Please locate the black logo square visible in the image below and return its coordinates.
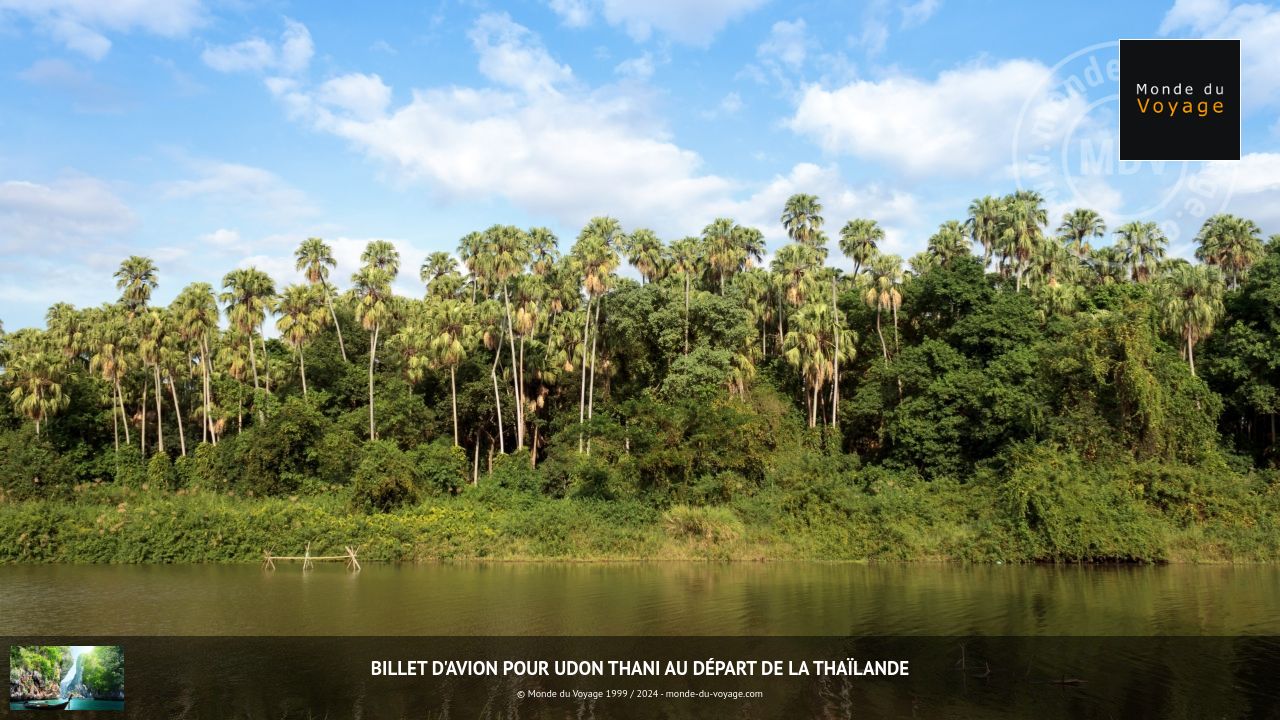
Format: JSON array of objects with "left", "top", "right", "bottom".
[{"left": 1119, "top": 39, "right": 1240, "bottom": 161}]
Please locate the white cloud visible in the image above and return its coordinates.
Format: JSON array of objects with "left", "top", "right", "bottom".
[
  {"left": 614, "top": 53, "right": 655, "bottom": 80},
  {"left": 757, "top": 19, "right": 808, "bottom": 70},
  {"left": 470, "top": 13, "right": 573, "bottom": 95},
  {"left": 317, "top": 73, "right": 392, "bottom": 120},
  {"left": 1198, "top": 152, "right": 1280, "bottom": 232},
  {"left": 1160, "top": 0, "right": 1280, "bottom": 109},
  {"left": 549, "top": 0, "right": 592, "bottom": 27},
  {"left": 202, "top": 18, "right": 313, "bottom": 75},
  {"left": 0, "top": 0, "right": 205, "bottom": 59},
  {"left": 161, "top": 161, "right": 317, "bottom": 223},
  {"left": 730, "top": 162, "right": 922, "bottom": 253},
  {"left": 0, "top": 176, "right": 136, "bottom": 252},
  {"left": 901, "top": 0, "right": 942, "bottom": 28},
  {"left": 201, "top": 227, "right": 242, "bottom": 249},
  {"left": 546, "top": 0, "right": 768, "bottom": 45},
  {"left": 788, "top": 59, "right": 1062, "bottom": 177},
  {"left": 273, "top": 15, "right": 736, "bottom": 237}
]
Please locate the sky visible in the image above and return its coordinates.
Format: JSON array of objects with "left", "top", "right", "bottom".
[{"left": 2, "top": 0, "right": 1279, "bottom": 330}]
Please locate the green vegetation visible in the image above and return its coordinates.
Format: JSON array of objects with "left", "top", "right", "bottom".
[
  {"left": 2, "top": 194, "right": 1279, "bottom": 563},
  {"left": 79, "top": 646, "right": 124, "bottom": 699}
]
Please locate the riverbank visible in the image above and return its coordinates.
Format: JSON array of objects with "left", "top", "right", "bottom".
[{"left": 3, "top": 457, "right": 1277, "bottom": 563}]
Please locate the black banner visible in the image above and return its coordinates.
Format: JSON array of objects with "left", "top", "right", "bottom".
[{"left": 7, "top": 636, "right": 1280, "bottom": 718}]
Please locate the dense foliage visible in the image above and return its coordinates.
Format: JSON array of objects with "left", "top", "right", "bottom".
[{"left": 1, "top": 193, "right": 1278, "bottom": 562}]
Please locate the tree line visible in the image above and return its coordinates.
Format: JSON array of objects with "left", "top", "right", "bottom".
[{"left": 2, "top": 190, "right": 1278, "bottom": 490}]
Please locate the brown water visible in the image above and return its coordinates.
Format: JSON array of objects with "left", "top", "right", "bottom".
[{"left": 2, "top": 562, "right": 1277, "bottom": 636}]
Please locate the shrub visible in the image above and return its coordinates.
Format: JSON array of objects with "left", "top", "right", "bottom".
[
  {"left": 350, "top": 440, "right": 418, "bottom": 513},
  {"left": 662, "top": 504, "right": 743, "bottom": 543},
  {"left": 0, "top": 427, "right": 76, "bottom": 500},
  {"left": 147, "top": 451, "right": 176, "bottom": 491},
  {"left": 410, "top": 440, "right": 470, "bottom": 495}
]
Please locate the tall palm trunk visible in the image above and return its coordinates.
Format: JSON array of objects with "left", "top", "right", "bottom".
[
  {"left": 200, "top": 336, "right": 214, "bottom": 445},
  {"left": 1187, "top": 336, "right": 1196, "bottom": 376},
  {"left": 140, "top": 383, "right": 147, "bottom": 455},
  {"left": 492, "top": 328, "right": 506, "bottom": 454},
  {"left": 153, "top": 365, "right": 165, "bottom": 454},
  {"left": 323, "top": 280, "right": 347, "bottom": 362},
  {"left": 587, "top": 299, "right": 602, "bottom": 455},
  {"left": 168, "top": 373, "right": 186, "bottom": 456},
  {"left": 112, "top": 393, "right": 120, "bottom": 452},
  {"left": 501, "top": 284, "right": 524, "bottom": 449},
  {"left": 683, "top": 275, "right": 691, "bottom": 355},
  {"left": 298, "top": 346, "right": 308, "bottom": 396},
  {"left": 831, "top": 279, "right": 840, "bottom": 430},
  {"left": 259, "top": 330, "right": 271, "bottom": 394},
  {"left": 876, "top": 310, "right": 889, "bottom": 363},
  {"left": 367, "top": 324, "right": 379, "bottom": 440},
  {"left": 578, "top": 297, "right": 592, "bottom": 453},
  {"left": 450, "top": 366, "right": 459, "bottom": 446},
  {"left": 116, "top": 380, "right": 131, "bottom": 444}
]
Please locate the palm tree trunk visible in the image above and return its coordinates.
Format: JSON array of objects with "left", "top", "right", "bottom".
[
  {"left": 472, "top": 437, "right": 480, "bottom": 485},
  {"left": 140, "top": 382, "right": 147, "bottom": 455},
  {"left": 168, "top": 373, "right": 186, "bottom": 457},
  {"left": 501, "top": 284, "right": 524, "bottom": 449},
  {"left": 248, "top": 333, "right": 260, "bottom": 391},
  {"left": 368, "top": 324, "right": 379, "bottom": 440},
  {"left": 579, "top": 297, "right": 592, "bottom": 453},
  {"left": 831, "top": 279, "right": 840, "bottom": 429},
  {"left": 112, "top": 392, "right": 120, "bottom": 452},
  {"left": 154, "top": 365, "right": 165, "bottom": 454},
  {"left": 1187, "top": 337, "right": 1196, "bottom": 376},
  {"left": 683, "top": 276, "right": 691, "bottom": 355},
  {"left": 115, "top": 379, "right": 130, "bottom": 444},
  {"left": 876, "top": 310, "right": 889, "bottom": 363},
  {"left": 323, "top": 280, "right": 348, "bottom": 362},
  {"left": 587, "top": 299, "right": 602, "bottom": 456},
  {"left": 201, "top": 336, "right": 214, "bottom": 445},
  {"left": 298, "top": 346, "right": 308, "bottom": 396},
  {"left": 259, "top": 330, "right": 271, "bottom": 394},
  {"left": 450, "top": 366, "right": 459, "bottom": 446},
  {"left": 492, "top": 329, "right": 506, "bottom": 454},
  {"left": 892, "top": 304, "right": 900, "bottom": 351}
]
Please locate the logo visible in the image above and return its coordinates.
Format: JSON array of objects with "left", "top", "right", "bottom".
[{"left": 1012, "top": 41, "right": 1238, "bottom": 250}]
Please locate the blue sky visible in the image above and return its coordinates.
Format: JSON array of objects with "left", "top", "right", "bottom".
[{"left": 2, "top": 0, "right": 1279, "bottom": 329}]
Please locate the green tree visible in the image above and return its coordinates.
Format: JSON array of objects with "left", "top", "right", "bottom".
[
  {"left": 1158, "top": 263, "right": 1225, "bottom": 376},
  {"left": 295, "top": 237, "right": 348, "bottom": 361},
  {"left": 276, "top": 284, "right": 325, "bottom": 396},
  {"left": 352, "top": 241, "right": 400, "bottom": 440}
]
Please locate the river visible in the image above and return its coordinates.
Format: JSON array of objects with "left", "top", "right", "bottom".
[{"left": 4, "top": 563, "right": 1279, "bottom": 718}]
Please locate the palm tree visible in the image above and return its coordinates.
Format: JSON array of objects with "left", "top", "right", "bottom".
[
  {"left": 295, "top": 237, "right": 348, "bottom": 361},
  {"left": 430, "top": 297, "right": 474, "bottom": 446},
  {"left": 1057, "top": 208, "right": 1106, "bottom": 258},
  {"left": 838, "top": 219, "right": 883, "bottom": 277},
  {"left": 420, "top": 252, "right": 461, "bottom": 298},
  {"left": 927, "top": 220, "right": 971, "bottom": 267},
  {"left": 276, "top": 284, "right": 324, "bottom": 396},
  {"left": 571, "top": 217, "right": 622, "bottom": 453},
  {"left": 88, "top": 306, "right": 131, "bottom": 450},
  {"left": 668, "top": 237, "right": 702, "bottom": 354},
  {"left": 353, "top": 241, "right": 400, "bottom": 440},
  {"left": 5, "top": 329, "right": 68, "bottom": 436},
  {"left": 137, "top": 308, "right": 167, "bottom": 454},
  {"left": 114, "top": 256, "right": 158, "bottom": 317},
  {"left": 221, "top": 268, "right": 276, "bottom": 415},
  {"left": 702, "top": 217, "right": 741, "bottom": 293},
  {"left": 771, "top": 243, "right": 821, "bottom": 306},
  {"left": 172, "top": 283, "right": 219, "bottom": 444},
  {"left": 626, "top": 228, "right": 665, "bottom": 284},
  {"left": 1195, "top": 214, "right": 1263, "bottom": 290},
  {"left": 1113, "top": 221, "right": 1167, "bottom": 283},
  {"left": 966, "top": 195, "right": 1003, "bottom": 266},
  {"left": 781, "top": 193, "right": 824, "bottom": 247},
  {"left": 998, "top": 191, "right": 1047, "bottom": 291},
  {"left": 528, "top": 227, "right": 560, "bottom": 277},
  {"left": 1158, "top": 263, "right": 1224, "bottom": 375},
  {"left": 863, "top": 254, "right": 904, "bottom": 363}
]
